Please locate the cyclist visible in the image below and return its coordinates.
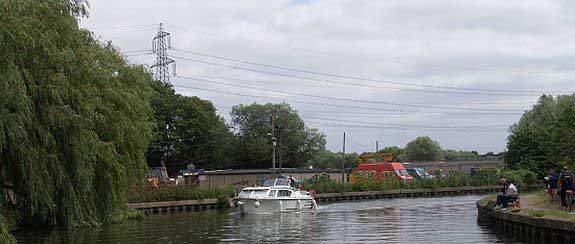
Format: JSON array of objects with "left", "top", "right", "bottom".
[{"left": 558, "top": 166, "right": 574, "bottom": 209}]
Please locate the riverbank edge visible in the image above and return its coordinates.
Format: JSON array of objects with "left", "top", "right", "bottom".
[
  {"left": 128, "top": 185, "right": 502, "bottom": 214},
  {"left": 476, "top": 196, "right": 575, "bottom": 241}
]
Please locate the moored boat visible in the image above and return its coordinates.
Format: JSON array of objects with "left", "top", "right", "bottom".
[{"left": 234, "top": 178, "right": 317, "bottom": 214}]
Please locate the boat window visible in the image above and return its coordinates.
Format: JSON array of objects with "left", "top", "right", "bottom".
[
  {"left": 252, "top": 190, "right": 268, "bottom": 197},
  {"left": 268, "top": 190, "right": 277, "bottom": 197},
  {"left": 238, "top": 190, "right": 253, "bottom": 198},
  {"left": 275, "top": 178, "right": 290, "bottom": 186},
  {"left": 277, "top": 190, "right": 292, "bottom": 197}
]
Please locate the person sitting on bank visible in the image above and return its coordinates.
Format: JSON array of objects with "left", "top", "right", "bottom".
[{"left": 496, "top": 179, "right": 518, "bottom": 210}]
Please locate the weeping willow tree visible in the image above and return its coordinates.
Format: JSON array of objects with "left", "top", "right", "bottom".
[{"left": 0, "top": 0, "right": 154, "bottom": 241}]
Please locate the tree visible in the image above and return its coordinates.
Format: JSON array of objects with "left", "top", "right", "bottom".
[
  {"left": 0, "top": 0, "right": 154, "bottom": 241},
  {"left": 378, "top": 146, "right": 404, "bottom": 161},
  {"left": 230, "top": 103, "right": 325, "bottom": 169},
  {"left": 311, "top": 150, "right": 359, "bottom": 169},
  {"left": 403, "top": 136, "right": 443, "bottom": 162},
  {"left": 505, "top": 95, "right": 563, "bottom": 173},
  {"left": 443, "top": 149, "right": 479, "bottom": 161},
  {"left": 557, "top": 95, "right": 575, "bottom": 167},
  {"left": 146, "top": 82, "right": 234, "bottom": 170}
]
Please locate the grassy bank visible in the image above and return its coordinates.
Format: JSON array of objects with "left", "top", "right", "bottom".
[
  {"left": 522, "top": 190, "right": 575, "bottom": 221},
  {"left": 479, "top": 190, "right": 575, "bottom": 222},
  {"left": 303, "top": 169, "right": 536, "bottom": 194}
]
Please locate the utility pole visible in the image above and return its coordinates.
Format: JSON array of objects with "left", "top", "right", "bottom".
[
  {"left": 342, "top": 132, "right": 346, "bottom": 183},
  {"left": 376, "top": 140, "right": 379, "bottom": 153},
  {"left": 151, "top": 23, "right": 176, "bottom": 84},
  {"left": 271, "top": 116, "right": 277, "bottom": 178},
  {"left": 278, "top": 127, "right": 283, "bottom": 175}
]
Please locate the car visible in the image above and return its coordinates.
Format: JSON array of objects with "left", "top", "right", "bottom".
[{"left": 406, "top": 168, "right": 434, "bottom": 180}]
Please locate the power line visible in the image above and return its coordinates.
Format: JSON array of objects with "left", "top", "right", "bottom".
[
  {"left": 123, "top": 49, "right": 153, "bottom": 54},
  {"left": 214, "top": 104, "right": 520, "bottom": 119},
  {"left": 170, "top": 55, "right": 549, "bottom": 97},
  {"left": 125, "top": 52, "right": 153, "bottom": 57},
  {"left": 176, "top": 74, "right": 524, "bottom": 113},
  {"left": 305, "top": 121, "right": 507, "bottom": 133},
  {"left": 214, "top": 105, "right": 511, "bottom": 129},
  {"left": 302, "top": 116, "right": 509, "bottom": 129},
  {"left": 170, "top": 81, "right": 524, "bottom": 116},
  {"left": 176, "top": 73, "right": 538, "bottom": 106},
  {"left": 172, "top": 49, "right": 573, "bottom": 95}
]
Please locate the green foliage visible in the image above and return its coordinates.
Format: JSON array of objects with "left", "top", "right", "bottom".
[
  {"left": 378, "top": 146, "right": 404, "bottom": 161},
  {"left": 0, "top": 214, "right": 15, "bottom": 244},
  {"left": 109, "top": 208, "right": 144, "bottom": 223},
  {"left": 0, "top": 0, "right": 154, "bottom": 237},
  {"left": 506, "top": 94, "right": 575, "bottom": 176},
  {"left": 310, "top": 150, "right": 358, "bottom": 169},
  {"left": 216, "top": 194, "right": 230, "bottom": 209},
  {"left": 403, "top": 136, "right": 443, "bottom": 162},
  {"left": 126, "top": 186, "right": 235, "bottom": 203},
  {"left": 230, "top": 103, "right": 325, "bottom": 169},
  {"left": 443, "top": 149, "right": 479, "bottom": 161},
  {"left": 146, "top": 82, "right": 235, "bottom": 170},
  {"left": 527, "top": 209, "right": 545, "bottom": 218},
  {"left": 303, "top": 169, "right": 533, "bottom": 194},
  {"left": 353, "top": 171, "right": 376, "bottom": 182},
  {"left": 495, "top": 168, "right": 538, "bottom": 190}
]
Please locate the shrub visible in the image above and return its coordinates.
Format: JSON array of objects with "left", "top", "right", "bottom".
[{"left": 127, "top": 186, "right": 235, "bottom": 203}]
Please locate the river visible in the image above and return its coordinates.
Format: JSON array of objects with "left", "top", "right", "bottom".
[{"left": 14, "top": 195, "right": 520, "bottom": 243}]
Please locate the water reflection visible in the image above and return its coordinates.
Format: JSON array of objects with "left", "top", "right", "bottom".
[{"left": 15, "top": 195, "right": 516, "bottom": 243}]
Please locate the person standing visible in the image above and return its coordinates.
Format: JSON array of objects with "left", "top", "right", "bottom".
[
  {"left": 288, "top": 174, "right": 296, "bottom": 187},
  {"left": 558, "top": 166, "right": 574, "bottom": 208},
  {"left": 546, "top": 170, "right": 558, "bottom": 202}
]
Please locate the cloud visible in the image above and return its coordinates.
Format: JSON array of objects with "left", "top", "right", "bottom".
[{"left": 80, "top": 0, "right": 575, "bottom": 153}]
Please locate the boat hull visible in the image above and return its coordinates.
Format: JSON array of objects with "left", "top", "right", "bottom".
[{"left": 237, "top": 198, "right": 316, "bottom": 214}]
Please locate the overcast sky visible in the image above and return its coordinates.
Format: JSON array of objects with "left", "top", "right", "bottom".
[{"left": 79, "top": 0, "right": 575, "bottom": 154}]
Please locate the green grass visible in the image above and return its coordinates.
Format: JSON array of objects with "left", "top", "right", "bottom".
[
  {"left": 526, "top": 208, "right": 575, "bottom": 221},
  {"left": 478, "top": 195, "right": 497, "bottom": 206},
  {"left": 527, "top": 209, "right": 545, "bottom": 217}
]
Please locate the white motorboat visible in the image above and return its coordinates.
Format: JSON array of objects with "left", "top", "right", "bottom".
[{"left": 234, "top": 178, "right": 317, "bottom": 214}]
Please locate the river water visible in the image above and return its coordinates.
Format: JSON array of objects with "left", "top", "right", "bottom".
[{"left": 15, "top": 195, "right": 520, "bottom": 243}]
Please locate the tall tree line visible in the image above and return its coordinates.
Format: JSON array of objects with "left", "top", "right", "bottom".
[{"left": 506, "top": 94, "right": 575, "bottom": 175}]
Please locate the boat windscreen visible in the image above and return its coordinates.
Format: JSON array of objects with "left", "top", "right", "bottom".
[
  {"left": 263, "top": 178, "right": 290, "bottom": 187},
  {"left": 252, "top": 189, "right": 268, "bottom": 197},
  {"left": 275, "top": 178, "right": 290, "bottom": 186},
  {"left": 263, "top": 179, "right": 275, "bottom": 187},
  {"left": 238, "top": 190, "right": 253, "bottom": 198}
]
